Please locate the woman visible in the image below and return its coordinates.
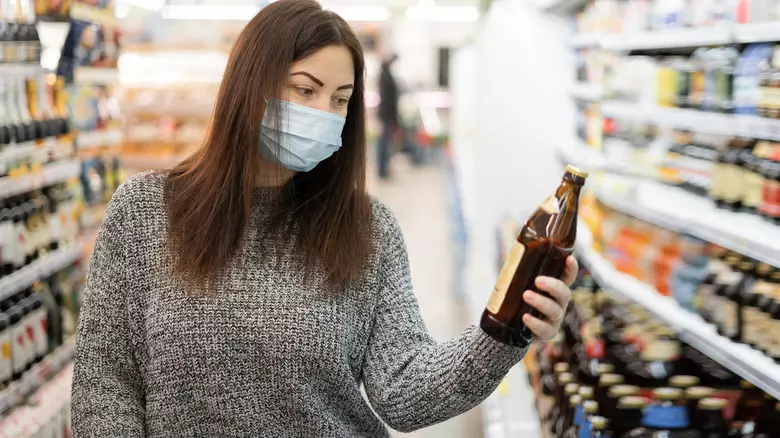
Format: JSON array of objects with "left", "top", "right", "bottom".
[{"left": 71, "top": 1, "right": 575, "bottom": 436}]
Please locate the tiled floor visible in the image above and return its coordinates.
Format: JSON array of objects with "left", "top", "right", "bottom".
[{"left": 370, "top": 157, "right": 484, "bottom": 438}]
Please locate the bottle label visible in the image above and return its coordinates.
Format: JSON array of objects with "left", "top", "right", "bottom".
[
  {"left": 32, "top": 308, "right": 47, "bottom": 357},
  {"left": 744, "top": 306, "right": 761, "bottom": 345},
  {"left": 0, "top": 330, "right": 11, "bottom": 381},
  {"left": 487, "top": 241, "right": 526, "bottom": 314},
  {"left": 23, "top": 315, "right": 36, "bottom": 363},
  {"left": 722, "top": 164, "right": 744, "bottom": 203},
  {"left": 541, "top": 196, "right": 560, "bottom": 215},
  {"left": 710, "top": 162, "right": 728, "bottom": 199},
  {"left": 642, "top": 406, "right": 690, "bottom": 429},
  {"left": 12, "top": 323, "right": 27, "bottom": 373},
  {"left": 722, "top": 300, "right": 739, "bottom": 338},
  {"left": 743, "top": 171, "right": 765, "bottom": 208}
]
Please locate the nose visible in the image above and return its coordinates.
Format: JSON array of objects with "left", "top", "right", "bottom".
[{"left": 308, "top": 96, "right": 332, "bottom": 113}]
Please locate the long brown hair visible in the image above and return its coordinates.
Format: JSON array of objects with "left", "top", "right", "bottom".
[{"left": 166, "top": 0, "right": 372, "bottom": 290}]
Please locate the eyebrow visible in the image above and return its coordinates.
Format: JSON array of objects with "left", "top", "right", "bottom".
[{"left": 290, "top": 71, "right": 354, "bottom": 91}]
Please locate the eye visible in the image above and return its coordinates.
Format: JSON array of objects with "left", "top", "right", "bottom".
[
  {"left": 295, "top": 87, "right": 313, "bottom": 97},
  {"left": 333, "top": 97, "right": 350, "bottom": 108}
]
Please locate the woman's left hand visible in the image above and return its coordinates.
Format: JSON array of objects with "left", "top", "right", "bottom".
[{"left": 521, "top": 256, "right": 578, "bottom": 342}]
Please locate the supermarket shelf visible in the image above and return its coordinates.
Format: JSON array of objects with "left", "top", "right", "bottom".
[
  {"left": 0, "top": 338, "right": 75, "bottom": 415},
  {"left": 0, "top": 63, "right": 49, "bottom": 76},
  {"left": 0, "top": 159, "right": 81, "bottom": 201},
  {"left": 121, "top": 155, "right": 187, "bottom": 170},
  {"left": 593, "top": 174, "right": 780, "bottom": 268},
  {"left": 74, "top": 67, "right": 119, "bottom": 85},
  {"left": 0, "top": 244, "right": 82, "bottom": 302},
  {"left": 572, "top": 22, "right": 780, "bottom": 51},
  {"left": 576, "top": 224, "right": 780, "bottom": 400},
  {"left": 76, "top": 128, "right": 123, "bottom": 149},
  {"left": 483, "top": 366, "right": 539, "bottom": 438},
  {"left": 545, "top": 0, "right": 586, "bottom": 14},
  {"left": 733, "top": 22, "right": 780, "bottom": 43},
  {"left": 600, "top": 101, "right": 780, "bottom": 141},
  {"left": 571, "top": 82, "right": 603, "bottom": 101},
  {"left": 556, "top": 139, "right": 660, "bottom": 178},
  {"left": 601, "top": 26, "right": 732, "bottom": 51}
]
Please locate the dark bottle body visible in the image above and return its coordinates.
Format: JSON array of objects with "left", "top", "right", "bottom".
[{"left": 481, "top": 166, "right": 587, "bottom": 346}]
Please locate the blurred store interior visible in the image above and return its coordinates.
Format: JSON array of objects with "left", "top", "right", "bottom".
[{"left": 4, "top": 0, "right": 780, "bottom": 436}]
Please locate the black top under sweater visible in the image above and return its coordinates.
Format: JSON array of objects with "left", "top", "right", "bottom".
[{"left": 70, "top": 171, "right": 529, "bottom": 437}]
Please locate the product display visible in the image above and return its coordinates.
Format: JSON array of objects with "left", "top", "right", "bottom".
[{"left": 529, "top": 272, "right": 780, "bottom": 437}]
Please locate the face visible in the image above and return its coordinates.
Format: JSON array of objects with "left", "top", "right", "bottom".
[{"left": 284, "top": 45, "right": 355, "bottom": 118}]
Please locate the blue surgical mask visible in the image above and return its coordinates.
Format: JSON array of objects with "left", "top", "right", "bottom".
[{"left": 259, "top": 100, "right": 346, "bottom": 172}]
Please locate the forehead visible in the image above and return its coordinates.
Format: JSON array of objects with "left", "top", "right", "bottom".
[{"left": 289, "top": 45, "right": 355, "bottom": 85}]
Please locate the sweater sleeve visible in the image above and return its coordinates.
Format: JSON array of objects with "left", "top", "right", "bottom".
[
  {"left": 71, "top": 183, "right": 145, "bottom": 437},
  {"left": 362, "top": 203, "right": 529, "bottom": 433}
]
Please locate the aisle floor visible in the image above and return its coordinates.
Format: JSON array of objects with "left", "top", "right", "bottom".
[{"left": 369, "top": 158, "right": 484, "bottom": 438}]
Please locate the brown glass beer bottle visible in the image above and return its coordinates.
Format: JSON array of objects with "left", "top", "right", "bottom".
[{"left": 481, "top": 165, "right": 588, "bottom": 346}]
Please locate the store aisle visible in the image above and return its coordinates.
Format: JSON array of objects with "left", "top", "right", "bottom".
[{"left": 369, "top": 159, "right": 484, "bottom": 438}]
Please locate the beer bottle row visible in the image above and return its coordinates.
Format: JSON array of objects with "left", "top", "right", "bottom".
[
  {"left": 0, "top": 263, "right": 82, "bottom": 390},
  {"left": 0, "top": 182, "right": 81, "bottom": 278},
  {"left": 527, "top": 274, "right": 780, "bottom": 437},
  {"left": 0, "top": 0, "right": 41, "bottom": 65}
]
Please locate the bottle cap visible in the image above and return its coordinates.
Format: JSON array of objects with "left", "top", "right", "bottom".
[
  {"left": 669, "top": 375, "right": 700, "bottom": 389},
  {"left": 685, "top": 387, "right": 715, "bottom": 400},
  {"left": 590, "top": 416, "right": 608, "bottom": 430},
  {"left": 698, "top": 397, "right": 728, "bottom": 411},
  {"left": 609, "top": 385, "right": 640, "bottom": 398},
  {"left": 565, "top": 165, "right": 589, "bottom": 178},
  {"left": 740, "top": 380, "right": 756, "bottom": 389},
  {"left": 554, "top": 363, "right": 570, "bottom": 374},
  {"left": 559, "top": 373, "right": 574, "bottom": 384},
  {"left": 569, "top": 394, "right": 583, "bottom": 406},
  {"left": 653, "top": 387, "right": 683, "bottom": 401},
  {"left": 565, "top": 383, "right": 580, "bottom": 395},
  {"left": 579, "top": 386, "right": 594, "bottom": 400},
  {"left": 597, "top": 363, "right": 615, "bottom": 374},
  {"left": 739, "top": 261, "right": 756, "bottom": 271},
  {"left": 618, "top": 396, "right": 651, "bottom": 409},
  {"left": 776, "top": 401, "right": 780, "bottom": 411},
  {"left": 584, "top": 400, "right": 599, "bottom": 414},
  {"left": 599, "top": 373, "right": 625, "bottom": 386}
]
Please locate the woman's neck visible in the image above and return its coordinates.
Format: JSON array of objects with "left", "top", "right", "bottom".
[{"left": 255, "top": 157, "right": 296, "bottom": 187}]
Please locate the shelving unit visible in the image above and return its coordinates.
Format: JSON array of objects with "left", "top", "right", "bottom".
[
  {"left": 600, "top": 101, "right": 780, "bottom": 141},
  {"left": 0, "top": 338, "right": 75, "bottom": 415},
  {"left": 0, "top": 244, "right": 83, "bottom": 302},
  {"left": 572, "top": 22, "right": 780, "bottom": 51},
  {"left": 571, "top": 82, "right": 603, "bottom": 101},
  {"left": 591, "top": 173, "right": 780, "bottom": 267},
  {"left": 576, "top": 224, "right": 780, "bottom": 400},
  {"left": 0, "top": 159, "right": 80, "bottom": 200}
]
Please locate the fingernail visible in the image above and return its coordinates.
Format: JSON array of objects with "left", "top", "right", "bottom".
[{"left": 524, "top": 291, "right": 535, "bottom": 302}]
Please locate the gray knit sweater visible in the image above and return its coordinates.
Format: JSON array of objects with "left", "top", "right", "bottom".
[{"left": 71, "top": 172, "right": 529, "bottom": 437}]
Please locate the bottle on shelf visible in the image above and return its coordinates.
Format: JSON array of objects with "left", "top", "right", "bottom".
[
  {"left": 612, "top": 395, "right": 650, "bottom": 437},
  {"left": 561, "top": 394, "right": 583, "bottom": 438},
  {"left": 625, "top": 387, "right": 697, "bottom": 437},
  {"left": 481, "top": 165, "right": 587, "bottom": 346},
  {"left": 590, "top": 415, "right": 610, "bottom": 438},
  {"left": 546, "top": 370, "right": 575, "bottom": 433},
  {"left": 595, "top": 373, "right": 625, "bottom": 414},
  {"left": 684, "top": 386, "right": 716, "bottom": 428},
  {"left": 603, "top": 384, "right": 641, "bottom": 423},
  {"left": 0, "top": 309, "right": 11, "bottom": 389},
  {"left": 732, "top": 380, "right": 767, "bottom": 435},
  {"left": 694, "top": 397, "right": 728, "bottom": 438},
  {"left": 554, "top": 383, "right": 581, "bottom": 437}
]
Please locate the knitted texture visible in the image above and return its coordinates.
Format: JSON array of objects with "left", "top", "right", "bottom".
[{"left": 71, "top": 171, "right": 529, "bottom": 437}]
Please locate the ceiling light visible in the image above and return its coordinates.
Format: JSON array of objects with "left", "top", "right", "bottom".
[
  {"left": 161, "top": 5, "right": 261, "bottom": 21},
  {"left": 326, "top": 6, "right": 391, "bottom": 22},
  {"left": 405, "top": 5, "right": 480, "bottom": 22}
]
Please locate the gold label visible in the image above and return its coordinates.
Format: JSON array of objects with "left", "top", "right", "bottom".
[
  {"left": 710, "top": 163, "right": 727, "bottom": 199},
  {"left": 722, "top": 165, "right": 744, "bottom": 203},
  {"left": 541, "top": 196, "right": 560, "bottom": 215},
  {"left": 744, "top": 172, "right": 766, "bottom": 208},
  {"left": 723, "top": 301, "right": 738, "bottom": 337},
  {"left": 487, "top": 241, "right": 526, "bottom": 314}
]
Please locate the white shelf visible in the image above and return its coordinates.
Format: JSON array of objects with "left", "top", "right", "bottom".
[
  {"left": 74, "top": 67, "right": 119, "bottom": 85},
  {"left": 593, "top": 174, "right": 780, "bottom": 268},
  {"left": 571, "top": 82, "right": 603, "bottom": 101},
  {"left": 0, "top": 244, "right": 82, "bottom": 302},
  {"left": 557, "top": 139, "right": 660, "bottom": 178},
  {"left": 600, "top": 101, "right": 780, "bottom": 141},
  {"left": 76, "top": 129, "right": 123, "bottom": 149},
  {"left": 601, "top": 26, "right": 732, "bottom": 51},
  {"left": 576, "top": 224, "right": 780, "bottom": 400},
  {"left": 733, "top": 22, "right": 780, "bottom": 43},
  {"left": 573, "top": 22, "right": 780, "bottom": 51},
  {"left": 0, "top": 63, "right": 48, "bottom": 76},
  {"left": 0, "top": 338, "right": 75, "bottom": 415},
  {"left": 0, "top": 159, "right": 81, "bottom": 201}
]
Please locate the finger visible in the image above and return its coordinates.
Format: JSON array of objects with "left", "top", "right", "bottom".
[
  {"left": 562, "top": 256, "right": 578, "bottom": 287},
  {"left": 523, "top": 313, "right": 557, "bottom": 341},
  {"left": 535, "top": 276, "right": 572, "bottom": 309},
  {"left": 524, "top": 290, "right": 564, "bottom": 322}
]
